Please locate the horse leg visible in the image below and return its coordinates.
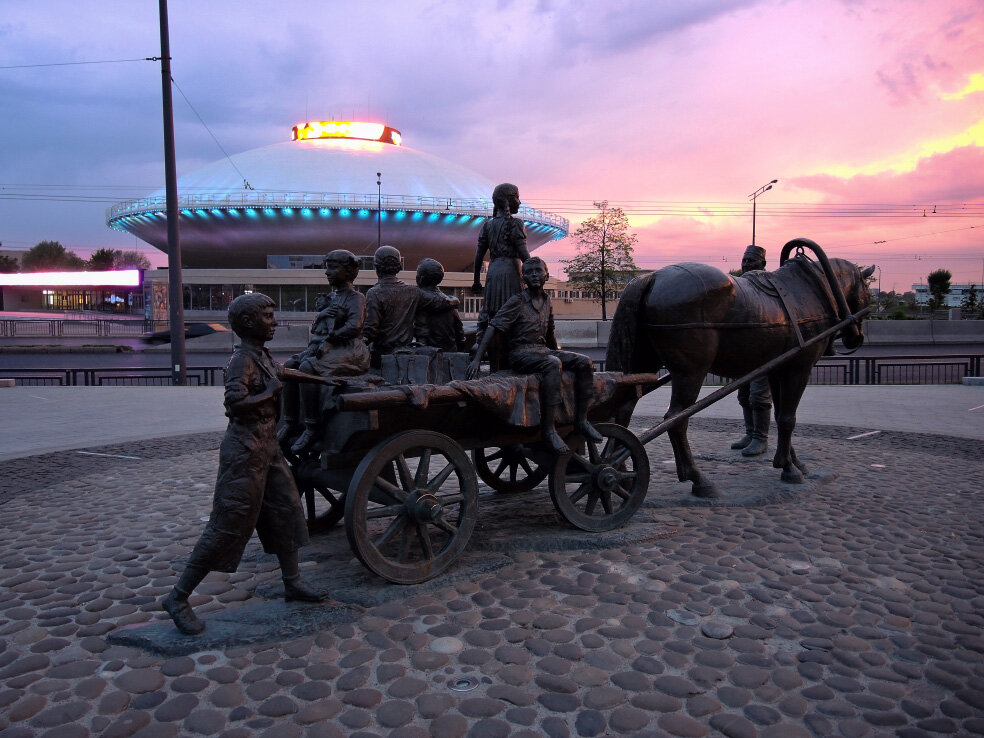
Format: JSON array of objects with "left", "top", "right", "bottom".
[
  {"left": 666, "top": 373, "right": 720, "bottom": 498},
  {"left": 769, "top": 370, "right": 811, "bottom": 483}
]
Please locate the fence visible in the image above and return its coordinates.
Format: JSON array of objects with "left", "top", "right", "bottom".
[
  {"left": 3, "top": 353, "right": 981, "bottom": 387},
  {"left": 0, "top": 319, "right": 148, "bottom": 338}
]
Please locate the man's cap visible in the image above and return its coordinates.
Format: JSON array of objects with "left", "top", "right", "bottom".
[{"left": 743, "top": 245, "right": 766, "bottom": 260}]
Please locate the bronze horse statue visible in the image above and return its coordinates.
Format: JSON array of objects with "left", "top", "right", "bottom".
[{"left": 606, "top": 238, "right": 874, "bottom": 498}]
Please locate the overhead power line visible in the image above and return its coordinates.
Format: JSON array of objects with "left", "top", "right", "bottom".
[{"left": 0, "top": 57, "right": 160, "bottom": 69}]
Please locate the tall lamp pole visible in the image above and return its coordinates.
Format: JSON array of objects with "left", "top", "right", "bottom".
[
  {"left": 376, "top": 172, "right": 382, "bottom": 249},
  {"left": 158, "top": 0, "right": 186, "bottom": 385},
  {"left": 748, "top": 179, "right": 778, "bottom": 247}
]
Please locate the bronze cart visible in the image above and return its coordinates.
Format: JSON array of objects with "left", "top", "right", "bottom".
[{"left": 285, "top": 371, "right": 666, "bottom": 584}]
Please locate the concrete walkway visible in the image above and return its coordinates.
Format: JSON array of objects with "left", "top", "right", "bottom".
[{"left": 1, "top": 383, "right": 982, "bottom": 462}]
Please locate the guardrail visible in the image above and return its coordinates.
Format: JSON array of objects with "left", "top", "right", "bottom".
[
  {"left": 1, "top": 367, "right": 222, "bottom": 387},
  {"left": 593, "top": 353, "right": 982, "bottom": 386},
  {"left": 3, "top": 354, "right": 981, "bottom": 387},
  {"left": 0, "top": 319, "right": 149, "bottom": 338}
]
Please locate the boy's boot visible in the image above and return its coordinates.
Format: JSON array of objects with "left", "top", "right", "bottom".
[
  {"left": 278, "top": 551, "right": 327, "bottom": 603},
  {"left": 161, "top": 566, "right": 208, "bottom": 635}
]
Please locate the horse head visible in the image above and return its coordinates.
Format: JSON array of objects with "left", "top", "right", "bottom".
[{"left": 833, "top": 261, "right": 875, "bottom": 350}]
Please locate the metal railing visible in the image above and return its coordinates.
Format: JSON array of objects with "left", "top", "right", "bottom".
[
  {"left": 4, "top": 354, "right": 980, "bottom": 388},
  {"left": 0, "top": 319, "right": 149, "bottom": 338},
  {"left": 1, "top": 367, "right": 222, "bottom": 387},
  {"left": 106, "top": 191, "right": 570, "bottom": 232}
]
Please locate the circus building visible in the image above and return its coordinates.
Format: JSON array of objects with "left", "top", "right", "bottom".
[{"left": 108, "top": 121, "right": 567, "bottom": 277}]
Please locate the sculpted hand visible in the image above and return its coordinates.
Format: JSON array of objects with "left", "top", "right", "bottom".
[{"left": 466, "top": 359, "right": 482, "bottom": 380}]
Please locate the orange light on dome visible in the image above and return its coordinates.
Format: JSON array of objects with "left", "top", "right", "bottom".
[{"left": 291, "top": 121, "right": 402, "bottom": 145}]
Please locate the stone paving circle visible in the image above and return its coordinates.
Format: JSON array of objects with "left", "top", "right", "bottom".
[{"left": 0, "top": 415, "right": 982, "bottom": 737}]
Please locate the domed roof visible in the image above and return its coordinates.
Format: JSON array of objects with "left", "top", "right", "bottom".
[
  {"left": 107, "top": 123, "right": 568, "bottom": 271},
  {"left": 167, "top": 138, "right": 498, "bottom": 202}
]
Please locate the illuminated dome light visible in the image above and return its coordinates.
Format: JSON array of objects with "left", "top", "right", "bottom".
[
  {"left": 107, "top": 122, "right": 568, "bottom": 270},
  {"left": 291, "top": 120, "right": 402, "bottom": 146}
]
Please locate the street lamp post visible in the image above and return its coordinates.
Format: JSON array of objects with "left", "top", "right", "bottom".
[
  {"left": 748, "top": 179, "right": 778, "bottom": 247},
  {"left": 376, "top": 172, "right": 382, "bottom": 249}
]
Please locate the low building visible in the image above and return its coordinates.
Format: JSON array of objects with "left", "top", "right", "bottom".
[{"left": 912, "top": 283, "right": 981, "bottom": 307}]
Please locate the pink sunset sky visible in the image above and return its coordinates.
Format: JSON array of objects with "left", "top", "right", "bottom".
[{"left": 1, "top": 0, "right": 981, "bottom": 293}]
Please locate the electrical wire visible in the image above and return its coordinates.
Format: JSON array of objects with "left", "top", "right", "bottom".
[
  {"left": 169, "top": 76, "right": 254, "bottom": 190},
  {"left": 0, "top": 57, "right": 159, "bottom": 70}
]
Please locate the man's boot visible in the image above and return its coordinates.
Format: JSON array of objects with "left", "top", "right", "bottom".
[
  {"left": 731, "top": 406, "right": 754, "bottom": 449},
  {"left": 541, "top": 403, "right": 569, "bottom": 455},
  {"left": 741, "top": 406, "right": 771, "bottom": 457}
]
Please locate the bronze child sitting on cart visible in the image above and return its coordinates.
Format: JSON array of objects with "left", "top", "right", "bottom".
[
  {"left": 468, "top": 256, "right": 601, "bottom": 455},
  {"left": 162, "top": 293, "right": 326, "bottom": 636},
  {"left": 281, "top": 250, "right": 371, "bottom": 454}
]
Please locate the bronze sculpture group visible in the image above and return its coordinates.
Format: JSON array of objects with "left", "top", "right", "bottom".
[{"left": 163, "top": 178, "right": 875, "bottom": 634}]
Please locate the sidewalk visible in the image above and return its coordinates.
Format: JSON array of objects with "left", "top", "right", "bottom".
[{"left": 1, "top": 384, "right": 982, "bottom": 462}]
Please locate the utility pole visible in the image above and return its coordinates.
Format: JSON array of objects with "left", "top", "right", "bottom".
[
  {"left": 749, "top": 179, "right": 778, "bottom": 247},
  {"left": 159, "top": 0, "right": 186, "bottom": 385},
  {"left": 598, "top": 201, "right": 608, "bottom": 321}
]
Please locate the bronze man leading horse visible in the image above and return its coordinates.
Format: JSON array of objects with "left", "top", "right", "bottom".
[{"left": 606, "top": 238, "right": 874, "bottom": 498}]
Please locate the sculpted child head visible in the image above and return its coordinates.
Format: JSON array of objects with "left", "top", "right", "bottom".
[
  {"left": 228, "top": 292, "right": 276, "bottom": 337},
  {"left": 373, "top": 245, "right": 403, "bottom": 276},
  {"left": 416, "top": 258, "right": 445, "bottom": 288}
]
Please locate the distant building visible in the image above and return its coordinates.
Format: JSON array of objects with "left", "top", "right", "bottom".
[{"left": 912, "top": 283, "right": 981, "bottom": 307}]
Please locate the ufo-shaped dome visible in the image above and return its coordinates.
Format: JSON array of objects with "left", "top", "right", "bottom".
[{"left": 107, "top": 123, "right": 568, "bottom": 270}]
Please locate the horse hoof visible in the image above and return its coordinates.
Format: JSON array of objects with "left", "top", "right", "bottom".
[
  {"left": 780, "top": 469, "right": 804, "bottom": 484},
  {"left": 692, "top": 482, "right": 722, "bottom": 499}
]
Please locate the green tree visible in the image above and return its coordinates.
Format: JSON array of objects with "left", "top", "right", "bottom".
[
  {"left": 116, "top": 249, "right": 152, "bottom": 270},
  {"left": 960, "top": 284, "right": 979, "bottom": 314},
  {"left": 20, "top": 240, "right": 86, "bottom": 272},
  {"left": 87, "top": 248, "right": 120, "bottom": 271},
  {"left": 86, "top": 248, "right": 151, "bottom": 271},
  {"left": 561, "top": 201, "right": 639, "bottom": 320},
  {"left": 926, "top": 268, "right": 952, "bottom": 313},
  {"left": 0, "top": 255, "right": 19, "bottom": 273}
]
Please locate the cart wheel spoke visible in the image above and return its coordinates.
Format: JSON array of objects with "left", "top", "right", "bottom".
[
  {"left": 508, "top": 463, "right": 518, "bottom": 484},
  {"left": 600, "top": 490, "right": 614, "bottom": 515},
  {"left": 414, "top": 449, "right": 432, "bottom": 487},
  {"left": 493, "top": 458, "right": 508, "bottom": 477},
  {"left": 395, "top": 454, "right": 414, "bottom": 491},
  {"left": 518, "top": 456, "right": 535, "bottom": 476},
  {"left": 417, "top": 524, "right": 435, "bottom": 560},
  {"left": 373, "top": 479, "right": 405, "bottom": 506},
  {"left": 373, "top": 514, "right": 407, "bottom": 549},
  {"left": 568, "top": 482, "right": 590, "bottom": 504},
  {"left": 432, "top": 515, "right": 459, "bottom": 536},
  {"left": 427, "top": 462, "right": 455, "bottom": 491},
  {"left": 366, "top": 504, "right": 405, "bottom": 519},
  {"left": 613, "top": 484, "right": 631, "bottom": 501},
  {"left": 587, "top": 440, "right": 601, "bottom": 465},
  {"left": 485, "top": 448, "right": 505, "bottom": 462},
  {"left": 397, "top": 526, "right": 412, "bottom": 563},
  {"left": 584, "top": 491, "right": 599, "bottom": 516}
]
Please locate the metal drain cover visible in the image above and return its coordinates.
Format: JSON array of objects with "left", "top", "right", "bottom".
[{"left": 448, "top": 676, "right": 479, "bottom": 692}]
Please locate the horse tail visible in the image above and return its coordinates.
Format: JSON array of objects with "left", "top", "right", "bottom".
[{"left": 606, "top": 272, "right": 657, "bottom": 372}]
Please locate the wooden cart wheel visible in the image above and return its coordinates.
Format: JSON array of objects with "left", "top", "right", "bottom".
[
  {"left": 473, "top": 444, "right": 550, "bottom": 493},
  {"left": 345, "top": 430, "right": 478, "bottom": 584},
  {"left": 548, "top": 423, "right": 650, "bottom": 532}
]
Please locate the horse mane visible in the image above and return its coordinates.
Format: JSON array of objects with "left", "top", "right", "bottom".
[{"left": 606, "top": 272, "right": 657, "bottom": 372}]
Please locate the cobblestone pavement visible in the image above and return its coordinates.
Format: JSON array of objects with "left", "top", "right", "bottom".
[{"left": 0, "top": 417, "right": 982, "bottom": 738}]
